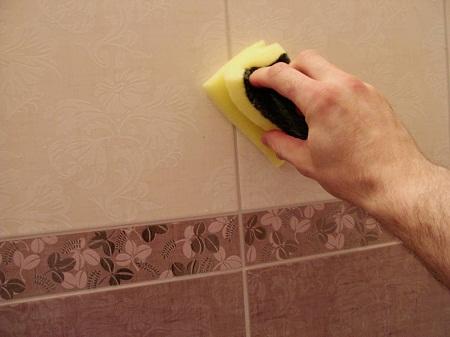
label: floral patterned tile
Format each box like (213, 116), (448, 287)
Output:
(243, 200), (395, 265)
(0, 215), (240, 302)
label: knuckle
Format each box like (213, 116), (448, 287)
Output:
(267, 62), (288, 78)
(344, 76), (367, 92)
(298, 49), (319, 60)
(312, 85), (338, 110)
(283, 79), (300, 98)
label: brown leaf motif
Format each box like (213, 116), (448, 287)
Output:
(88, 231), (115, 256)
(141, 224), (168, 242)
(190, 222), (220, 254)
(100, 257), (134, 286)
(47, 252), (76, 283)
(171, 260), (199, 277)
(245, 215), (266, 246)
(0, 270), (25, 300)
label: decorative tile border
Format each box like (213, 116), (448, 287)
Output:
(0, 215), (240, 302)
(242, 200), (394, 265)
(0, 199), (395, 302)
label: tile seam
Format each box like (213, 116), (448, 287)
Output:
(222, 0), (251, 335)
(0, 268), (242, 307)
(444, 0), (450, 146)
(0, 210), (239, 242)
(244, 240), (402, 272)
(0, 198), (340, 242)
(0, 240), (401, 307)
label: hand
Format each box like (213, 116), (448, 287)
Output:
(250, 50), (432, 215)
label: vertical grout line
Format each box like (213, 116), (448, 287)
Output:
(223, 0), (251, 335)
(443, 0), (450, 149)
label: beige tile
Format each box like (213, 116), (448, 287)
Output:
(228, 0), (450, 210)
(247, 244), (450, 337)
(243, 200), (394, 265)
(0, 0), (237, 238)
(0, 272), (246, 337)
(0, 214), (240, 302)
(446, 0), (450, 142)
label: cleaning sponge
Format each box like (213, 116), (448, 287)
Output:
(203, 41), (308, 166)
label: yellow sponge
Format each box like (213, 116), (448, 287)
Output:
(203, 41), (285, 167)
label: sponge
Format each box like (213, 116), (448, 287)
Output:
(203, 41), (308, 167)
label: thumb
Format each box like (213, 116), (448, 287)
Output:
(262, 130), (314, 177)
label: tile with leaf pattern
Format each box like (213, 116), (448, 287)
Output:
(0, 215), (240, 301)
(243, 200), (395, 265)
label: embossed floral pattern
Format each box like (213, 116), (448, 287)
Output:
(0, 215), (240, 301)
(0, 0), (236, 238)
(243, 201), (394, 264)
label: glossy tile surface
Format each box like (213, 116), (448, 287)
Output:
(0, 272), (245, 337)
(0, 0), (237, 238)
(228, 0), (450, 209)
(243, 200), (394, 265)
(0, 215), (240, 302)
(247, 244), (450, 337)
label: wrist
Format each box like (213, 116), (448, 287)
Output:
(361, 156), (438, 228)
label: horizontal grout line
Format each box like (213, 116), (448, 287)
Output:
(244, 241), (402, 272)
(240, 197), (340, 215)
(0, 268), (242, 307)
(0, 198), (341, 242)
(0, 240), (402, 308)
(0, 210), (241, 242)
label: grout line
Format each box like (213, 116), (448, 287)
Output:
(0, 197), (341, 242)
(238, 214), (252, 337)
(0, 241), (402, 309)
(240, 197), (339, 215)
(1, 197), (340, 242)
(244, 241), (402, 271)
(443, 0), (450, 147)
(222, 0), (251, 335)
(0, 268), (242, 308)
(0, 209), (240, 242)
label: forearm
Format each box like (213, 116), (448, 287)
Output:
(368, 162), (450, 287)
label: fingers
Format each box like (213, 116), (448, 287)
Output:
(262, 130), (314, 177)
(250, 62), (320, 115)
(290, 49), (347, 81)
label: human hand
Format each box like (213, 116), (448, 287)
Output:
(250, 50), (433, 214)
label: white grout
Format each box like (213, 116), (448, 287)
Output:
(240, 197), (340, 215)
(0, 209), (241, 242)
(244, 241), (401, 272)
(0, 268), (242, 307)
(0, 240), (402, 316)
(443, 0), (450, 146)
(222, 0), (252, 334)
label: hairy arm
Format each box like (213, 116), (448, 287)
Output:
(250, 50), (450, 287)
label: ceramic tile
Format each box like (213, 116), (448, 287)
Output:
(0, 0), (237, 238)
(243, 200), (394, 265)
(0, 272), (245, 337)
(446, 0), (450, 139)
(247, 244), (450, 337)
(0, 215), (241, 302)
(228, 0), (450, 210)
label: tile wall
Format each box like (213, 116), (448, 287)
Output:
(1, 0), (449, 336)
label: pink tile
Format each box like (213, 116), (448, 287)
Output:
(247, 244), (450, 337)
(0, 272), (245, 337)
(243, 200), (394, 265)
(0, 215), (241, 302)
